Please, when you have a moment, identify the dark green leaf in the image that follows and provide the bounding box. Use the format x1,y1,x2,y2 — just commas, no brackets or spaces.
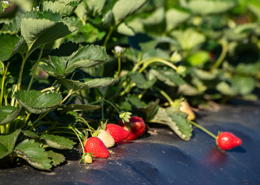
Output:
130,72,156,89
0,129,21,159
41,134,74,150
0,105,23,125
47,150,65,167
136,99,160,121
149,69,185,86
15,90,62,114
14,139,52,170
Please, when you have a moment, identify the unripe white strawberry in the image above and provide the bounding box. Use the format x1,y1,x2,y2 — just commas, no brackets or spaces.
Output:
94,129,115,148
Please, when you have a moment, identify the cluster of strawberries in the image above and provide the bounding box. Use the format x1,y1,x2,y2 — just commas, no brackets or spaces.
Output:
82,115,242,163
83,117,146,163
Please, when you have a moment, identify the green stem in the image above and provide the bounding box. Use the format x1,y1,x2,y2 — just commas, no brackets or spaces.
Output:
28,45,44,90
103,99,120,114
69,126,85,154
17,51,29,91
100,26,115,77
153,87,174,107
5,123,11,134
59,90,74,105
138,58,177,73
114,56,121,78
78,117,95,131
0,62,10,107
0,125,5,134
101,98,105,120
210,41,228,72
21,113,31,129
190,121,217,139
138,89,148,99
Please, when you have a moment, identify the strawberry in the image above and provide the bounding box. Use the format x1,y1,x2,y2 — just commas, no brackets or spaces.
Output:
84,137,110,158
93,129,115,148
105,124,130,143
118,116,146,141
216,132,242,150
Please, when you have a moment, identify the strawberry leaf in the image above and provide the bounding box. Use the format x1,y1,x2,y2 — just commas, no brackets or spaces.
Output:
40,134,74,150
0,129,21,159
14,139,52,170
47,150,65,167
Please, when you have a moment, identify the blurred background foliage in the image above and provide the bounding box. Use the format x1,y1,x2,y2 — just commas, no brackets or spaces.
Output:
1,0,260,110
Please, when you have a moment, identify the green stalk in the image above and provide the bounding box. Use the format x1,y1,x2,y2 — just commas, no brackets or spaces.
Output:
138,58,177,73
210,41,228,72
138,89,148,99
0,125,5,134
5,123,11,134
190,121,217,139
103,99,120,114
101,98,105,120
78,117,95,132
17,51,29,91
100,26,115,76
59,90,74,105
153,87,174,107
69,126,85,154
0,62,10,107
114,56,121,78
28,45,44,90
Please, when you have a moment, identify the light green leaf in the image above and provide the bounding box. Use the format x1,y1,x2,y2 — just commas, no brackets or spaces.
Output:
166,8,191,32
130,72,156,89
15,90,62,114
14,139,52,170
58,77,118,91
148,69,185,86
0,105,23,125
231,76,255,95
41,134,74,150
142,49,170,60
59,104,101,114
192,68,216,80
224,23,257,41
140,7,165,26
86,0,106,15
22,130,39,139
42,0,81,17
186,51,210,67
117,23,135,36
112,0,147,23
0,129,21,159
216,81,236,96
170,28,206,50
47,150,65,167
0,34,26,61
180,0,237,15
102,10,115,27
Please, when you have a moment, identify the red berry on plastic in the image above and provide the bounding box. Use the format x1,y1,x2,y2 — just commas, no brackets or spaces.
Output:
105,124,130,143
84,137,110,158
216,132,242,150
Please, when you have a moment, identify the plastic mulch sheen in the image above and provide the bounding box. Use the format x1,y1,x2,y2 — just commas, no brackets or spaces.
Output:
0,100,259,185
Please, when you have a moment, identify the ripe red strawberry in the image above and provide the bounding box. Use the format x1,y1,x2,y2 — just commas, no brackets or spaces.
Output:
105,124,130,143
118,116,146,141
216,132,242,150
84,137,110,158
94,129,115,148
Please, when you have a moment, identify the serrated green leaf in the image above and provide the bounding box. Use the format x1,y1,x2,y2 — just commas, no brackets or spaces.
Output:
112,0,147,24
21,16,81,54
42,0,80,17
47,150,65,167
41,134,74,150
68,45,108,68
149,69,185,86
127,95,144,108
0,105,23,125
130,72,156,89
166,8,191,32
0,34,26,61
59,104,100,114
15,90,62,114
58,77,118,91
22,130,39,139
86,0,106,15
14,139,52,170
150,107,192,141
137,99,160,121
0,129,21,159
